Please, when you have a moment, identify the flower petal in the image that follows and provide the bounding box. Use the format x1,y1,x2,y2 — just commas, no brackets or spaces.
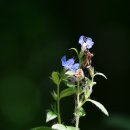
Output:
86,37,94,49
61,55,67,67
67,58,75,66
79,35,85,45
71,63,79,71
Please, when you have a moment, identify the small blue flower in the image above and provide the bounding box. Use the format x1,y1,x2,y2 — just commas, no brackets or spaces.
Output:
79,35,94,50
71,63,79,72
61,56,79,71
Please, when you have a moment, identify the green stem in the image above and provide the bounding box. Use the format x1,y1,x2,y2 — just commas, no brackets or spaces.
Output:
79,77,94,108
76,80,80,130
80,98,88,107
57,84,61,124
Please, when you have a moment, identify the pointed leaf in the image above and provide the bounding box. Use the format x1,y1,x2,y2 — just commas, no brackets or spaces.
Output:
63,79,76,88
94,72,107,79
60,88,76,99
51,90,57,101
87,99,109,116
69,48,78,55
51,72,60,86
89,67,95,78
66,83,76,88
46,110,57,122
51,104,57,114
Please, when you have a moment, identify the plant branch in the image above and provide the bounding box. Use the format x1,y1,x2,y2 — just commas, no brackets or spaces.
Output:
75,80,80,130
57,83,61,124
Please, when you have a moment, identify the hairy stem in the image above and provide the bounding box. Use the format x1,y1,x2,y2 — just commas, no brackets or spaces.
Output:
57,84,61,124
76,81,80,130
80,77,94,107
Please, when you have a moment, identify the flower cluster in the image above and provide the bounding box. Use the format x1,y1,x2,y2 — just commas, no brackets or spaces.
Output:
61,35,94,80
44,35,108,130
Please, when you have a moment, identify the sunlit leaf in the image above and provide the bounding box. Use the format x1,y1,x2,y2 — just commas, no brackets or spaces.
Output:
52,124,78,130
32,125,77,130
94,72,107,79
46,110,57,122
60,88,76,99
51,72,60,86
66,126,77,130
69,48,78,55
52,124,66,130
31,126,51,130
87,99,109,116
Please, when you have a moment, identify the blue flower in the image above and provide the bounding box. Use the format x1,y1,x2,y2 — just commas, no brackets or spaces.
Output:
61,56,79,71
71,63,79,71
79,35,94,50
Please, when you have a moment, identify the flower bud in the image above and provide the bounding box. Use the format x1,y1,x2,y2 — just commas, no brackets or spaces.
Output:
74,69,84,80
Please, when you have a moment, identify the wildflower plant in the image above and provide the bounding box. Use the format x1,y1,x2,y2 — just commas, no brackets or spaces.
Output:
32,36,109,130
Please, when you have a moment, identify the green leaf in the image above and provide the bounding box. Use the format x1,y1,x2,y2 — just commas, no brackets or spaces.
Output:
79,107,86,117
85,78,92,86
50,103,57,114
78,51,84,59
85,78,96,88
66,126,77,130
87,99,109,116
84,90,91,99
51,72,60,86
66,83,76,88
94,72,107,79
52,124,66,130
46,110,57,122
31,127,51,130
69,48,78,55
63,79,76,88
60,88,76,99
51,90,57,101
52,124,78,130
89,67,95,78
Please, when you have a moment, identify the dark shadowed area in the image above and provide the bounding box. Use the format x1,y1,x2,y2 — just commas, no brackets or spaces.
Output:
0,0,130,130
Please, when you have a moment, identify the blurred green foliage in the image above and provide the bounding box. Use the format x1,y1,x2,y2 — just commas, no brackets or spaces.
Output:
105,114,130,130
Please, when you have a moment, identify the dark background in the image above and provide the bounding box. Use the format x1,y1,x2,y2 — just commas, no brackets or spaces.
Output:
0,0,130,130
